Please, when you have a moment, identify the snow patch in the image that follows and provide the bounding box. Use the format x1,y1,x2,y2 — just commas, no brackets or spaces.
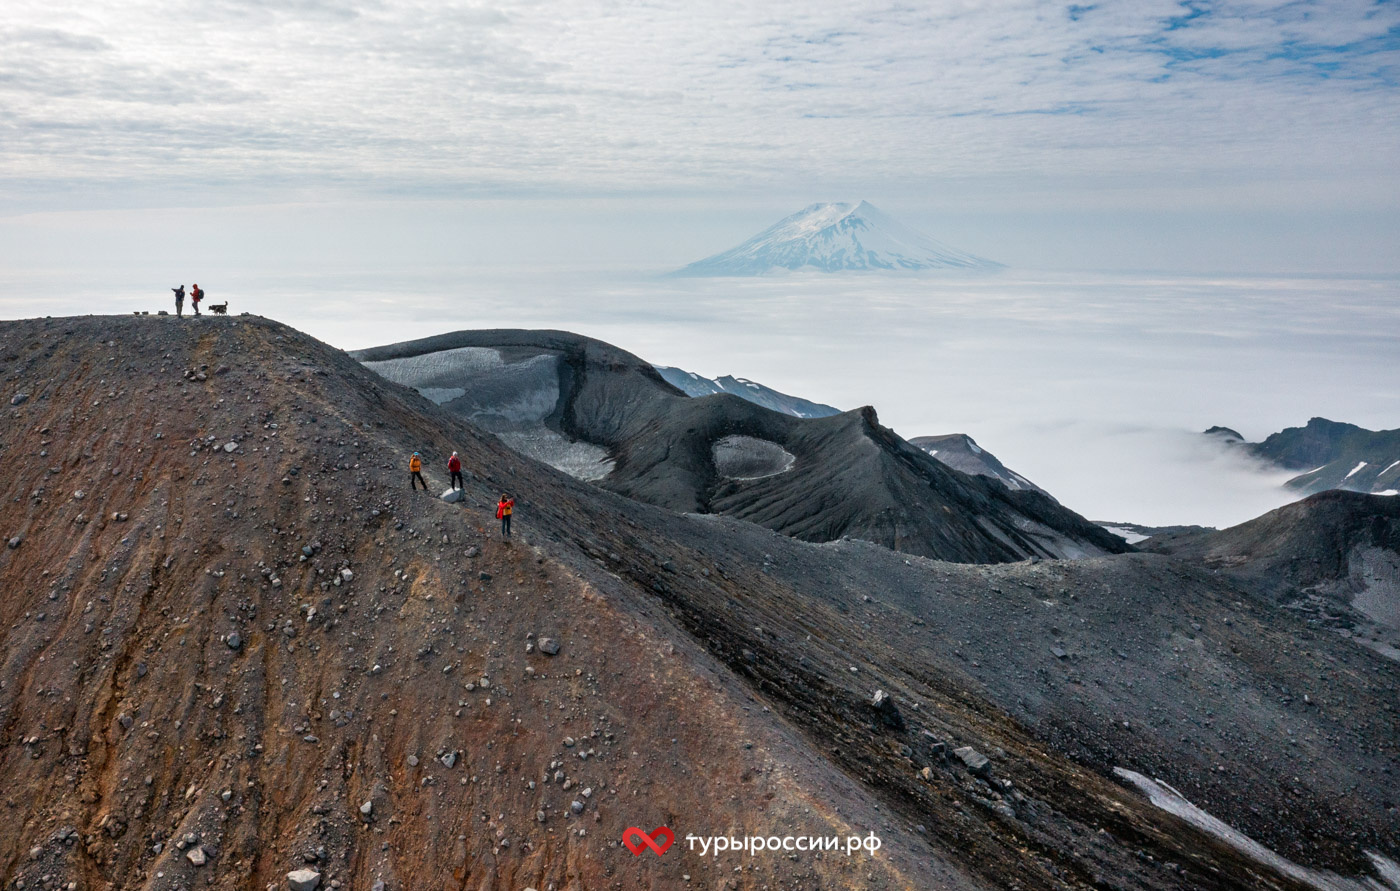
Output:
713,435,796,480
1114,767,1400,891
495,432,614,482
417,387,467,405
1100,525,1149,544
1345,461,1369,480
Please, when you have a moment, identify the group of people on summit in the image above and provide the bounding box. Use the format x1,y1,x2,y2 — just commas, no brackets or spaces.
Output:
171,284,204,316
409,450,514,537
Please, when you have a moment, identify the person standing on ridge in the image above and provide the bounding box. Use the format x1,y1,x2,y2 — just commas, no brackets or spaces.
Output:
172,285,185,317
190,283,204,316
496,493,514,537
447,451,463,490
409,451,427,490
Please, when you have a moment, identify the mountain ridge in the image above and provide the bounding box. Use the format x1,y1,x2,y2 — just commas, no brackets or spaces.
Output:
1205,417,1400,496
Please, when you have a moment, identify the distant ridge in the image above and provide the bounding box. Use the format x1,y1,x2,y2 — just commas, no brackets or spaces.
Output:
655,366,841,418
675,200,1001,276
1203,417,1400,496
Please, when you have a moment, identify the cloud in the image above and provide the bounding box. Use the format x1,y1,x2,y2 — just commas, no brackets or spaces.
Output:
0,0,1395,203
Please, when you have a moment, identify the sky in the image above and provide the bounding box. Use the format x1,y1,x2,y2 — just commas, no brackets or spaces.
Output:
1,0,1398,270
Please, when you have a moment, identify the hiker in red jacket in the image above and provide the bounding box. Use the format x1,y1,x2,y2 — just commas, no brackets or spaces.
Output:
496,494,514,537
190,283,204,316
447,451,463,490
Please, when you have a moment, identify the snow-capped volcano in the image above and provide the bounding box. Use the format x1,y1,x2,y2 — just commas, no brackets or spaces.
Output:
675,200,1001,275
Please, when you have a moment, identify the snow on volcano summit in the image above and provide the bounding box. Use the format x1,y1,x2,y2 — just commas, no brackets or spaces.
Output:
675,200,1001,275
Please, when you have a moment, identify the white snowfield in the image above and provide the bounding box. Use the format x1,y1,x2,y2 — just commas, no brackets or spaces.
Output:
1346,461,1369,480
1114,768,1400,891
676,200,1001,275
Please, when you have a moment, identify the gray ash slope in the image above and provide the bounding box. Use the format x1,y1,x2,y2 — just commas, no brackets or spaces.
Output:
1143,490,1400,661
4,316,1398,891
355,329,1127,563
1207,418,1400,495
910,433,1052,498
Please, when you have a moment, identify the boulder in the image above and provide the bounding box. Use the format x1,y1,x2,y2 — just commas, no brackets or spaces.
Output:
440,488,463,503
871,689,904,729
954,746,991,777
538,638,561,656
287,869,322,891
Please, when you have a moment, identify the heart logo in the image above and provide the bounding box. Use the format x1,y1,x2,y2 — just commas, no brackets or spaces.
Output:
623,825,675,856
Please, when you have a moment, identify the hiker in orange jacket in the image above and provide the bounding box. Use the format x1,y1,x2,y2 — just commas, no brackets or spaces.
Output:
447,451,463,490
409,451,427,490
496,493,514,537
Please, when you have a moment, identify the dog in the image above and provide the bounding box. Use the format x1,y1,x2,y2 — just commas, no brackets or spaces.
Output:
208,302,228,315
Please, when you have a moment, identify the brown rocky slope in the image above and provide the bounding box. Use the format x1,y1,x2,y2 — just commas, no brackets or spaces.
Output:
0,315,1396,891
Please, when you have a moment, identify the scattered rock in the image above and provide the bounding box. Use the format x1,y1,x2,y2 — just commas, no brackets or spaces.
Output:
226,632,242,650
223,442,238,453
287,869,322,891
187,846,207,866
440,751,458,769
11,393,29,405
6,536,19,549
954,746,991,777
1051,646,1068,659
359,800,373,817
871,689,904,729
570,800,584,814
538,638,560,656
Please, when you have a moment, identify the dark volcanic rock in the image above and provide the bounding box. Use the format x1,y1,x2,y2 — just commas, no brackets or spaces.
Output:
354,330,1127,564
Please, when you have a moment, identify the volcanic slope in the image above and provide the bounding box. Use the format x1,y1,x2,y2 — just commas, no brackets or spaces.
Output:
354,329,1126,564
1143,490,1400,660
2,316,1398,891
